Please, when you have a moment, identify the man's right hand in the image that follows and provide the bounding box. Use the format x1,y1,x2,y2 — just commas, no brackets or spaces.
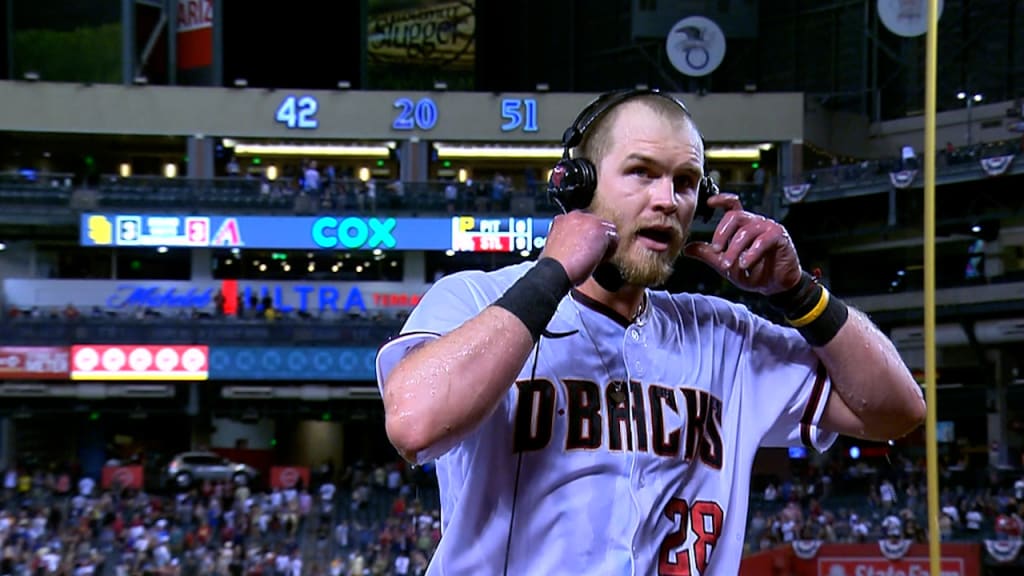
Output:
540,211,619,286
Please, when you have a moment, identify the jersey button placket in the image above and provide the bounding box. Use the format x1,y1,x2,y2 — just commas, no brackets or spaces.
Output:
622,328,644,575
626,327,645,378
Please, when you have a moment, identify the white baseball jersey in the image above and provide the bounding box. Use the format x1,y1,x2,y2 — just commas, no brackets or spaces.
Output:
376,261,837,576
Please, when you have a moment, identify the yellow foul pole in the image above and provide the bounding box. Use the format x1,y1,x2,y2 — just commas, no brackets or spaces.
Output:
924,0,942,573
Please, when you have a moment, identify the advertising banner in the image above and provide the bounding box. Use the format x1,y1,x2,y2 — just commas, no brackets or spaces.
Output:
101,465,145,490
368,0,475,70
367,0,475,89
819,556,965,575
269,466,310,490
177,0,214,69
0,347,70,379
81,213,551,252
740,542,980,576
71,345,209,381
4,279,428,314
209,347,376,381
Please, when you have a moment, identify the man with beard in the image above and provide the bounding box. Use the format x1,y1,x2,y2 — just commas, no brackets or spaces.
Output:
375,89,926,575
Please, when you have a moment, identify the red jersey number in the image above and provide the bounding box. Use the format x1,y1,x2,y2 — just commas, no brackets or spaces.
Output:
658,498,724,575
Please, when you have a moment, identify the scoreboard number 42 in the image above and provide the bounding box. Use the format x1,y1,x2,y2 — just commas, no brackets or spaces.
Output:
275,96,320,130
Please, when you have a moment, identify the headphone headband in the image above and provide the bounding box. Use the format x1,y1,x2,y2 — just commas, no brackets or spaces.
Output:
561,89,691,154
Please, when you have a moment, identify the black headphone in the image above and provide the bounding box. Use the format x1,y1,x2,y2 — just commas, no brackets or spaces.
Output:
546,88,718,222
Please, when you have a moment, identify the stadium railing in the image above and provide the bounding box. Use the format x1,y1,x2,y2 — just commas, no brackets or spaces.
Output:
0,313,404,346
0,175,767,218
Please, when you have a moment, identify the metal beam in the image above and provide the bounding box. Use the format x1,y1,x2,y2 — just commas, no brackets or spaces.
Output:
137,10,168,78
5,0,13,80
121,0,136,84
166,0,176,85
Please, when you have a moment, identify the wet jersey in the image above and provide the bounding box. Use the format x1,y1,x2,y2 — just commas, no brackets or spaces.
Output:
376,261,836,576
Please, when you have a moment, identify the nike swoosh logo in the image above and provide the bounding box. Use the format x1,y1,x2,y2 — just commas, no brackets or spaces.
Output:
541,329,579,339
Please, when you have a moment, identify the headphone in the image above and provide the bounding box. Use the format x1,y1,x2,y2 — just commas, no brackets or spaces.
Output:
546,88,718,222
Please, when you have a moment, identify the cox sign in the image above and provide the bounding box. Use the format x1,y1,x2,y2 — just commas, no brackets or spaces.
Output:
311,217,396,249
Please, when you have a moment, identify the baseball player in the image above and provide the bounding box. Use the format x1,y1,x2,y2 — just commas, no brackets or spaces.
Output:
376,91,925,575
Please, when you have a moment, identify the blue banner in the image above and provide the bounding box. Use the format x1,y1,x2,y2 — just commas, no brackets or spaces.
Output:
209,346,378,381
81,213,552,252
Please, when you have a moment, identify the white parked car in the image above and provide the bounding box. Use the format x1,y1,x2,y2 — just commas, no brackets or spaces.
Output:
164,451,258,489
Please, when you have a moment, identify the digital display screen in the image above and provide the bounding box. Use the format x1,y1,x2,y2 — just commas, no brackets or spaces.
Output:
936,421,955,443
82,213,552,252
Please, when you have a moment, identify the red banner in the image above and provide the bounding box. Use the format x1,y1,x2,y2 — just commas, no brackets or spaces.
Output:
0,347,69,379
177,0,213,69
820,556,966,575
270,466,310,490
742,543,980,576
101,466,144,490
71,345,208,381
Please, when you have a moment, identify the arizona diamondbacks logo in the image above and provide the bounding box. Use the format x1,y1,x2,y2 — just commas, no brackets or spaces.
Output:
665,16,726,77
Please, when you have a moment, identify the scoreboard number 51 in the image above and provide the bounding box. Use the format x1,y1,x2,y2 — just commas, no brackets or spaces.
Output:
658,497,724,575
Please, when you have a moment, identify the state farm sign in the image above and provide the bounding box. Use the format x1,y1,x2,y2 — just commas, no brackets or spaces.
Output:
819,557,965,576
71,345,208,381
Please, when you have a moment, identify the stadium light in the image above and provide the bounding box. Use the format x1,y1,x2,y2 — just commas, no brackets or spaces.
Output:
706,147,763,161
232,143,393,158
433,143,767,162
957,90,984,145
433,144,563,160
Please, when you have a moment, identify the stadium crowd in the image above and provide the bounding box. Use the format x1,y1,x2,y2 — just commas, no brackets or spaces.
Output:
0,459,441,575
0,447,1020,574
747,451,1024,553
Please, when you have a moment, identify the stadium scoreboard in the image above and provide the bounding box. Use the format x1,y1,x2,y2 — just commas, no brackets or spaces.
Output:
82,213,551,252
450,216,540,253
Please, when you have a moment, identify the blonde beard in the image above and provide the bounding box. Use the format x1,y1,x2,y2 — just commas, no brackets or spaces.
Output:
590,194,686,287
611,238,680,287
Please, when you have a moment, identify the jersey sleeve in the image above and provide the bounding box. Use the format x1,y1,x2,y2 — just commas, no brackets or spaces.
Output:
747,314,838,454
375,272,487,395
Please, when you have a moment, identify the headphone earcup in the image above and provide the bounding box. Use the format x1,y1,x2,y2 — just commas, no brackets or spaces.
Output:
547,158,598,212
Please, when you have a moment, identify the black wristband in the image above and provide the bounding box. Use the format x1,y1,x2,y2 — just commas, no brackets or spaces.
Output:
768,271,850,347
493,258,572,342
768,271,821,319
797,294,850,347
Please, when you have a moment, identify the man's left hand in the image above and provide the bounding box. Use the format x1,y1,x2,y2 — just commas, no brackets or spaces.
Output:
683,193,803,295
